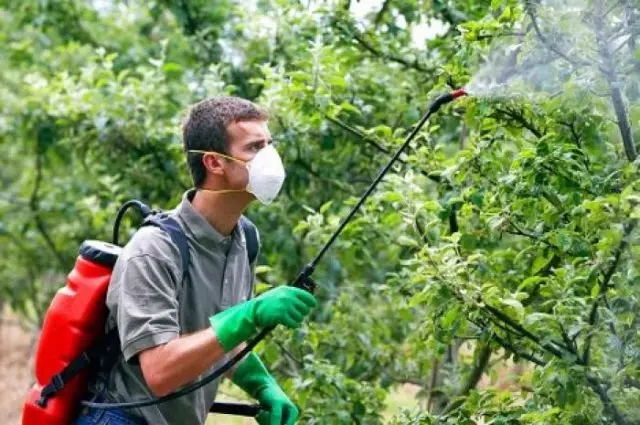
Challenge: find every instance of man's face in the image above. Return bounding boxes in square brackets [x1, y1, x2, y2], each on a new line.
[222, 119, 272, 192]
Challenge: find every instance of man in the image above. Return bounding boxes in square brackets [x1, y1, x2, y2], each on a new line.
[75, 97, 316, 425]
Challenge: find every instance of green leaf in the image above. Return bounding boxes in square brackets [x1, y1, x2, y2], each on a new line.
[382, 192, 404, 203]
[255, 282, 272, 294]
[531, 253, 553, 275]
[319, 200, 333, 214]
[335, 101, 361, 117]
[518, 276, 545, 291]
[255, 265, 272, 275]
[162, 62, 184, 79]
[498, 5, 512, 22]
[397, 235, 418, 247]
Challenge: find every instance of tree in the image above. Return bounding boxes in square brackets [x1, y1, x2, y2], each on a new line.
[1, 1, 638, 424]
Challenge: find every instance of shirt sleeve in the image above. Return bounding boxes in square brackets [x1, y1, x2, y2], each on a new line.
[109, 246, 182, 362]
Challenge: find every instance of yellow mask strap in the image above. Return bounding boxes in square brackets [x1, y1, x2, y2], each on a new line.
[198, 188, 247, 195]
[187, 150, 247, 165]
[188, 151, 250, 196]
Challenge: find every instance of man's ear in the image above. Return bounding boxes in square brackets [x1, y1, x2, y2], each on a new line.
[202, 153, 226, 176]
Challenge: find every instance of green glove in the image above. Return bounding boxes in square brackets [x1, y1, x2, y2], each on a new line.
[233, 353, 298, 425]
[210, 286, 317, 352]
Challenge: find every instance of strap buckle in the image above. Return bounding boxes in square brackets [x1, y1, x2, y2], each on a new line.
[36, 374, 65, 408]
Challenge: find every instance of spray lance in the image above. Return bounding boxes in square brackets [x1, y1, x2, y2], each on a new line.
[82, 88, 468, 416]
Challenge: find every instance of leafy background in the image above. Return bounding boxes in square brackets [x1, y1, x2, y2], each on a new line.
[0, 0, 639, 424]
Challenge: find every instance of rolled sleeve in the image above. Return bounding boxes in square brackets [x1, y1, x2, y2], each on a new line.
[122, 330, 179, 361]
[109, 252, 181, 362]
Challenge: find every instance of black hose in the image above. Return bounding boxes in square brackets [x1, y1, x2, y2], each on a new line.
[112, 200, 152, 245]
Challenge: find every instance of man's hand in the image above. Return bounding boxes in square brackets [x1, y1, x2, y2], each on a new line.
[210, 286, 317, 352]
[252, 286, 317, 329]
[255, 384, 298, 425]
[232, 353, 299, 425]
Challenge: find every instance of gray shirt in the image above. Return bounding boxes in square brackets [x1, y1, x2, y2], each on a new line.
[95, 190, 257, 425]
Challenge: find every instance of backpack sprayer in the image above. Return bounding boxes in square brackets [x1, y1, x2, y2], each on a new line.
[24, 89, 467, 423]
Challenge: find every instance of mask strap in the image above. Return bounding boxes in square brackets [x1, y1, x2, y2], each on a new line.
[188, 151, 251, 196]
[188, 150, 246, 165]
[198, 188, 248, 195]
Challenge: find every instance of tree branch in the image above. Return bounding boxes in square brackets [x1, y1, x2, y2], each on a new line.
[493, 107, 543, 138]
[540, 163, 599, 196]
[29, 137, 67, 269]
[491, 332, 547, 367]
[387, 376, 431, 388]
[586, 375, 631, 425]
[523, 254, 561, 307]
[625, 377, 640, 389]
[442, 341, 492, 413]
[507, 220, 558, 250]
[582, 220, 637, 364]
[557, 119, 593, 170]
[484, 304, 570, 360]
[178, 0, 199, 35]
[467, 315, 547, 367]
[339, 24, 433, 73]
[293, 156, 353, 194]
[325, 115, 393, 157]
[432, 0, 465, 27]
[325, 114, 441, 183]
[525, 1, 592, 69]
[373, 0, 391, 27]
[426, 357, 441, 412]
[593, 2, 638, 162]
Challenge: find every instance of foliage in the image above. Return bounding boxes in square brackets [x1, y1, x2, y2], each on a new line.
[1, 0, 638, 424]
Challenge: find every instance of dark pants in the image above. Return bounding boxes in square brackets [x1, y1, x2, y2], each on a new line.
[74, 396, 146, 425]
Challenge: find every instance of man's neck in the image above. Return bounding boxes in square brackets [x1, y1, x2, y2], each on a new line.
[191, 189, 250, 236]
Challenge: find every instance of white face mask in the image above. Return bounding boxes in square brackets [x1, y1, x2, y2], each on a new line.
[244, 144, 286, 204]
[189, 144, 286, 204]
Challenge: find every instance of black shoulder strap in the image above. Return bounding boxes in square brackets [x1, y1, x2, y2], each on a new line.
[239, 215, 259, 265]
[140, 213, 259, 278]
[143, 211, 257, 271]
[37, 328, 120, 408]
[142, 213, 190, 282]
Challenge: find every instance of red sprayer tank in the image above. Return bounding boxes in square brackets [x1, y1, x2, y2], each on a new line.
[22, 241, 120, 425]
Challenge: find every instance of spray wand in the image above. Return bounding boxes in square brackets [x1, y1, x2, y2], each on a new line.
[294, 88, 468, 291]
[82, 88, 468, 415]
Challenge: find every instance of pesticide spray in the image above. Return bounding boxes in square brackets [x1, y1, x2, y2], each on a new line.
[467, 0, 638, 96]
[465, 0, 638, 132]
[466, 0, 637, 163]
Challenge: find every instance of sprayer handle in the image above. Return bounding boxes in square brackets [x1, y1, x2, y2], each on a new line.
[291, 265, 316, 294]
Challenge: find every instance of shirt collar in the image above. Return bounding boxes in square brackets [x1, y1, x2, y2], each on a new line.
[176, 189, 241, 249]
